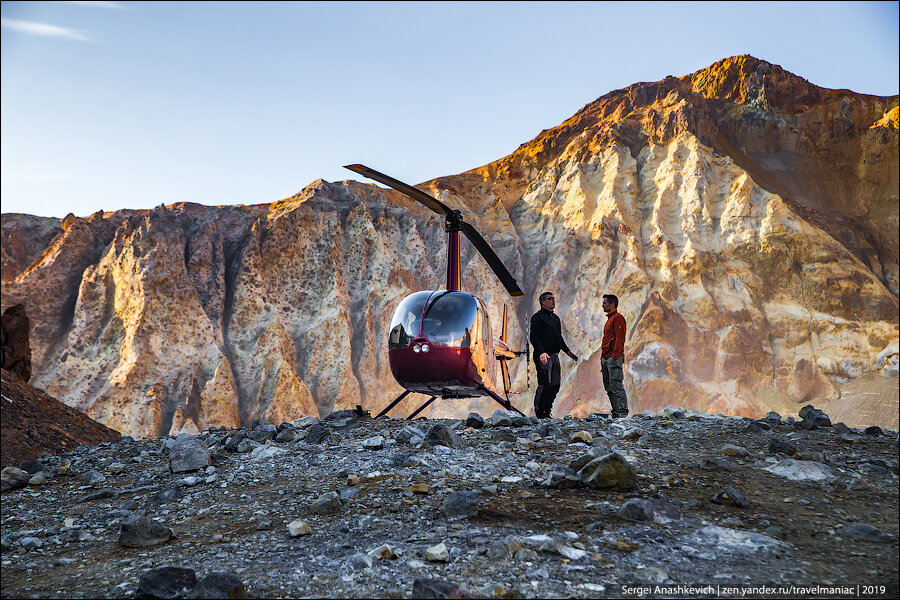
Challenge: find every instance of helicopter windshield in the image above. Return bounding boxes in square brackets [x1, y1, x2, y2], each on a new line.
[388, 291, 432, 350]
[420, 291, 479, 347]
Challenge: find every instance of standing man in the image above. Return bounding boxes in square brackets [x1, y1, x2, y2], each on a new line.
[601, 294, 628, 418]
[530, 291, 578, 419]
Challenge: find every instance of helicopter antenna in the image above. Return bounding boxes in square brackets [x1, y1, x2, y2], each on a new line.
[345, 164, 523, 297]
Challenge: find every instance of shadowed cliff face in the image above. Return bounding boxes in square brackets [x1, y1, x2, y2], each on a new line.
[2, 56, 898, 436]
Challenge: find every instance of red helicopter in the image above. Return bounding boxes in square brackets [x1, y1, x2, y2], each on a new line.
[345, 164, 527, 419]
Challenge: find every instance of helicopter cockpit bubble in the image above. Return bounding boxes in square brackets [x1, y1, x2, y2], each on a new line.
[388, 291, 432, 350]
[420, 291, 479, 346]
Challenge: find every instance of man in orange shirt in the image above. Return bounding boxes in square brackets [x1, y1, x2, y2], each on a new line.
[600, 294, 628, 418]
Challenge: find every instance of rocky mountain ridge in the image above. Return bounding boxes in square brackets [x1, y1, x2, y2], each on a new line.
[1, 55, 897, 438]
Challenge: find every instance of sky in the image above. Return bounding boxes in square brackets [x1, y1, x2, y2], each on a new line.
[2, 1, 898, 219]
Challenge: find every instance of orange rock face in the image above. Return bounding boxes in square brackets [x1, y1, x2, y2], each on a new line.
[1, 56, 897, 434]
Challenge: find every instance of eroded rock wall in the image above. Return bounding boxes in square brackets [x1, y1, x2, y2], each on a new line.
[1, 56, 897, 435]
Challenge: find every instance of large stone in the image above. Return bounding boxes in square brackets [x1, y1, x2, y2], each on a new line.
[169, 434, 210, 473]
[465, 413, 485, 429]
[187, 572, 246, 599]
[311, 491, 342, 514]
[395, 425, 426, 444]
[136, 566, 198, 599]
[304, 424, 330, 445]
[425, 542, 449, 562]
[798, 405, 832, 429]
[839, 523, 894, 543]
[618, 494, 682, 523]
[412, 578, 472, 599]
[1, 466, 30, 492]
[763, 459, 835, 481]
[424, 424, 462, 449]
[577, 452, 637, 489]
[442, 490, 479, 519]
[118, 517, 173, 548]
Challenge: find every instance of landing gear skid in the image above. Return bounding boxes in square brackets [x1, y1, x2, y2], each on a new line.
[375, 387, 525, 420]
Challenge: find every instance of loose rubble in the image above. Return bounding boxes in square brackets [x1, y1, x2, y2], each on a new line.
[1, 407, 898, 598]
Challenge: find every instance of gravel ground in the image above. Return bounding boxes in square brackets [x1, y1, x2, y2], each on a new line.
[2, 408, 898, 599]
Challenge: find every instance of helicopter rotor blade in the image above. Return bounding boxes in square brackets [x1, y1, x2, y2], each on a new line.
[460, 221, 523, 297]
[344, 164, 453, 218]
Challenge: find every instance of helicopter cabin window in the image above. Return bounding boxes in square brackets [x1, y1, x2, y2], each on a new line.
[388, 291, 432, 350]
[419, 292, 479, 347]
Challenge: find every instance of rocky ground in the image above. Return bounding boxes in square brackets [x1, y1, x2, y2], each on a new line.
[1, 407, 898, 599]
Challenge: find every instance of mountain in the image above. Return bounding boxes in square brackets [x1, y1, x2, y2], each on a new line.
[1, 56, 897, 437]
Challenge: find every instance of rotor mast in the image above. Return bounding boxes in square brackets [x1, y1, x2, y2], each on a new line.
[446, 210, 462, 291]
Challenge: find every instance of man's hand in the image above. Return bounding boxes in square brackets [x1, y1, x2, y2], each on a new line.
[566, 351, 579, 362]
[540, 352, 549, 365]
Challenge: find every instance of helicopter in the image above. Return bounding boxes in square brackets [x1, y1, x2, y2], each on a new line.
[344, 164, 527, 419]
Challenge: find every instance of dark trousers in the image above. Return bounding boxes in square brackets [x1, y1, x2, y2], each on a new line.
[601, 356, 628, 417]
[533, 353, 561, 419]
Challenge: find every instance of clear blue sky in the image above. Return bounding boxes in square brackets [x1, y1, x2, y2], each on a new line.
[2, 1, 898, 218]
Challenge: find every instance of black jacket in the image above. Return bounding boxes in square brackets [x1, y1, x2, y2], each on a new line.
[530, 308, 570, 360]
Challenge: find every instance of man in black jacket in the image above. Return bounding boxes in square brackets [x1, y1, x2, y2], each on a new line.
[530, 291, 578, 419]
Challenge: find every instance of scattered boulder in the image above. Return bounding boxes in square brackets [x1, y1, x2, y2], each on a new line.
[311, 491, 342, 514]
[362, 435, 385, 450]
[412, 578, 472, 599]
[169, 435, 210, 473]
[118, 517, 173, 548]
[618, 494, 681, 523]
[424, 424, 461, 449]
[768, 438, 798, 456]
[344, 552, 373, 571]
[577, 452, 637, 489]
[1, 466, 30, 492]
[701, 457, 739, 472]
[187, 572, 246, 599]
[287, 520, 312, 537]
[839, 523, 894, 543]
[396, 425, 426, 444]
[719, 444, 749, 457]
[764, 459, 835, 481]
[798, 405, 832, 429]
[322, 409, 358, 431]
[19, 459, 44, 474]
[442, 490, 479, 519]
[571, 431, 593, 444]
[136, 566, 197, 599]
[465, 413, 485, 429]
[711, 486, 749, 508]
[304, 424, 331, 445]
[425, 542, 450, 562]
[486, 410, 516, 427]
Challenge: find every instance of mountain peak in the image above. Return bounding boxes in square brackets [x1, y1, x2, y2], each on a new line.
[685, 55, 822, 108]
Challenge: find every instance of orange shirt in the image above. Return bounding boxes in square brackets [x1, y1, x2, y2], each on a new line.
[601, 310, 626, 359]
